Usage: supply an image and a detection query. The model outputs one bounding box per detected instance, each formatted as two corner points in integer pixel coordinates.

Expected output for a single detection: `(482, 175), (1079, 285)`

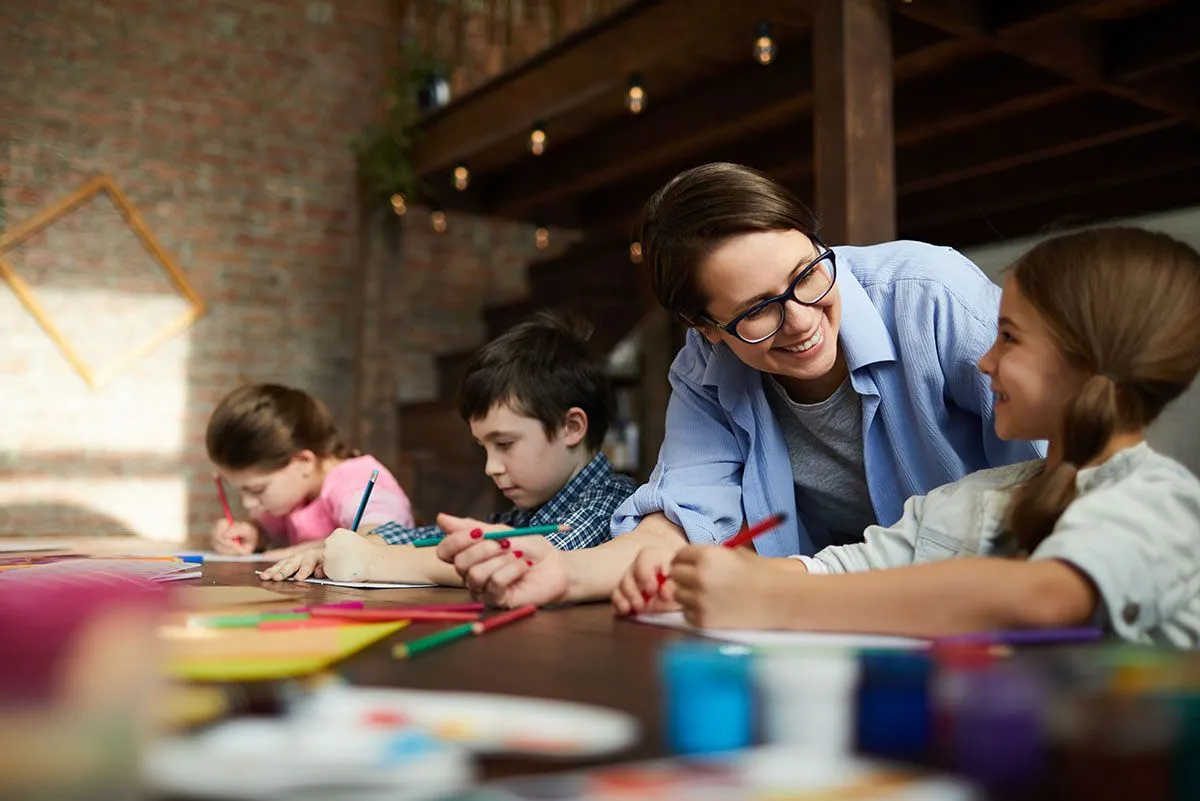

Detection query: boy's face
(469, 402), (588, 511)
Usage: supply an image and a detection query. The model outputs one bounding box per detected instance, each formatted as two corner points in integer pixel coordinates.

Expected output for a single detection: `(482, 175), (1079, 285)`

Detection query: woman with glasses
(433, 162), (1046, 611)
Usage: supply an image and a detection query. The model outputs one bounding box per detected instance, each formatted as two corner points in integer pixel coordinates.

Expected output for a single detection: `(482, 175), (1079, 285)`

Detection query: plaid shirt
(372, 453), (636, 550)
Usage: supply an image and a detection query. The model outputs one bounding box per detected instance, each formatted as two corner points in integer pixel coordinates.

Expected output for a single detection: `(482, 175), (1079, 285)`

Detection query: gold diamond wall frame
(0, 174), (207, 389)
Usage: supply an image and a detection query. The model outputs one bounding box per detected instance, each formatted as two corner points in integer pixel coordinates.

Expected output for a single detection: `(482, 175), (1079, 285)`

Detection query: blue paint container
(855, 649), (934, 764)
(659, 640), (755, 756)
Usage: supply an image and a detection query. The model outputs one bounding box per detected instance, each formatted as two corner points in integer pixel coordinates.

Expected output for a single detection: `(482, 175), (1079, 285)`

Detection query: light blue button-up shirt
(611, 240), (1048, 558)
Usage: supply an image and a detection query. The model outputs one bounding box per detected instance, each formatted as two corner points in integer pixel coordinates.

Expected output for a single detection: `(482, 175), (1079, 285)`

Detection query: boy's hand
(611, 547), (681, 617)
(261, 539), (324, 560)
(435, 522), (569, 608)
(211, 520), (258, 555)
(259, 543), (325, 582)
(671, 546), (800, 629)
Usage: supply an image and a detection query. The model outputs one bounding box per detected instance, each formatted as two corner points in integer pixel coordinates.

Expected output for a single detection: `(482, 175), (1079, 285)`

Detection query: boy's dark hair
(458, 312), (612, 451)
(206, 383), (358, 471)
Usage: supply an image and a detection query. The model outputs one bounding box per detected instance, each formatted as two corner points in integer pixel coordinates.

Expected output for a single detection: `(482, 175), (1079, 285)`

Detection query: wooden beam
(813, 0), (895, 245)
(906, 163), (1200, 248)
(893, 0), (1200, 124)
(899, 124), (1200, 230)
(412, 0), (810, 175)
(897, 93), (1172, 193)
(478, 18), (982, 218)
(1105, 2), (1200, 82)
(485, 42), (816, 218)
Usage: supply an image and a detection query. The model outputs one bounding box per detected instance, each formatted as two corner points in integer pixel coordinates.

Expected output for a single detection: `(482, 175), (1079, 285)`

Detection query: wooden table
(198, 561), (688, 779)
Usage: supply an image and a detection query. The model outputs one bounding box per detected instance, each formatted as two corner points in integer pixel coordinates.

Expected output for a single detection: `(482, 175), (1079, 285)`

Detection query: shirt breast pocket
(912, 529), (965, 564)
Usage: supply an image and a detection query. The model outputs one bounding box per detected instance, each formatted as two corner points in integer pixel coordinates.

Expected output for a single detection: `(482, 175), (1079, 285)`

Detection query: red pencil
(214, 474), (234, 525)
(721, 513), (787, 550)
(473, 604), (537, 634)
(259, 617), (346, 631)
(309, 608), (481, 623)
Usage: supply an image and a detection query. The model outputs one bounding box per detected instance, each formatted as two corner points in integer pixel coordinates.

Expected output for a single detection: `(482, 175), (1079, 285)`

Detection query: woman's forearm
(563, 513), (688, 602)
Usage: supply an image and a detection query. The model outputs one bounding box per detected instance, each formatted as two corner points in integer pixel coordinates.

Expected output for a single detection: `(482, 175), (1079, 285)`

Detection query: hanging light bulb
(529, 122), (547, 156)
(626, 75), (646, 114)
(534, 225), (550, 250)
(390, 193), (407, 216)
(431, 209), (447, 233)
(754, 21), (777, 65)
(629, 241), (643, 264)
(453, 165), (470, 191)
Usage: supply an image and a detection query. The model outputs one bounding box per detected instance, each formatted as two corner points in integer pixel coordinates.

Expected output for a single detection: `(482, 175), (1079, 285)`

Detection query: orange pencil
(473, 604), (537, 634)
(214, 474), (242, 546)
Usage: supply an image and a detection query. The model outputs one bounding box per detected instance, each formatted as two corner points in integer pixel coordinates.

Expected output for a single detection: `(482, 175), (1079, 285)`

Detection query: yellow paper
(162, 621), (408, 682)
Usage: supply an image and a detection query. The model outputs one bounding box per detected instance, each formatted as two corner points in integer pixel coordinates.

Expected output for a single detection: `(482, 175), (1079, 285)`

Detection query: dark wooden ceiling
(412, 0), (1200, 250)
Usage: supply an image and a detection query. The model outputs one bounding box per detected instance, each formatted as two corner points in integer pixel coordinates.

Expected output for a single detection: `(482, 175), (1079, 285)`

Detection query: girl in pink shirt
(205, 383), (413, 557)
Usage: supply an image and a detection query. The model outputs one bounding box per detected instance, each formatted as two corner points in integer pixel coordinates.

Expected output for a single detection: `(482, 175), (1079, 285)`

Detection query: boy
(259, 313), (637, 586)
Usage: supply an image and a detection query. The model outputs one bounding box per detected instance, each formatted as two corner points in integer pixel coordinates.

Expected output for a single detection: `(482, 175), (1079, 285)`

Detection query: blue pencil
(349, 469), (379, 531)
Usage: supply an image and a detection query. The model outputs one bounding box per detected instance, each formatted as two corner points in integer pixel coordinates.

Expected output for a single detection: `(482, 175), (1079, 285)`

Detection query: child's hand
(611, 547), (681, 617)
(435, 517), (569, 608)
(211, 520), (258, 555)
(259, 544), (325, 582)
(670, 546), (799, 630)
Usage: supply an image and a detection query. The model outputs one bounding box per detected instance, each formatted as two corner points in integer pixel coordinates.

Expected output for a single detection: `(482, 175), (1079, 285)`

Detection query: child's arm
(672, 547), (1097, 636)
(260, 528), (464, 586)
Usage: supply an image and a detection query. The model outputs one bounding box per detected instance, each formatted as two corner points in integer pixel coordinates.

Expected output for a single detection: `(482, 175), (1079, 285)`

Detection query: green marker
(410, 523), (568, 548)
(392, 622), (475, 659)
(204, 612), (310, 629)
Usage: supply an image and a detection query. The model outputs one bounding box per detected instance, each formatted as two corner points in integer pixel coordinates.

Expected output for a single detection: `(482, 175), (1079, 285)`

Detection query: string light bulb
(754, 21), (777, 65)
(453, 165), (470, 191)
(390, 194), (407, 216)
(630, 241), (643, 264)
(626, 75), (646, 114)
(529, 122), (547, 156)
(534, 225), (550, 250)
(431, 209), (447, 233)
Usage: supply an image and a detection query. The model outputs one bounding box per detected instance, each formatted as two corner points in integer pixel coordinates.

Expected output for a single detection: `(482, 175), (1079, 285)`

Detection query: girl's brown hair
(635, 162), (820, 324)
(205, 384), (359, 471)
(1005, 226), (1200, 550)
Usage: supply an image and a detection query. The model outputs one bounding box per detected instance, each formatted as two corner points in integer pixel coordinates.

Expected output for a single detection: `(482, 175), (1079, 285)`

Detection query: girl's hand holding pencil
(211, 519), (258, 556)
(611, 547), (682, 617)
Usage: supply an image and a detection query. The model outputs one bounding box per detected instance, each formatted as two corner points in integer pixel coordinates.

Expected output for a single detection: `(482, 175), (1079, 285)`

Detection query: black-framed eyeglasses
(701, 246), (838, 344)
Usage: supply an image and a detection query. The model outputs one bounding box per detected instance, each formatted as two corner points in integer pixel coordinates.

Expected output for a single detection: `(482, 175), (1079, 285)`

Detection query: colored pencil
(310, 602), (484, 614)
(259, 617), (347, 631)
(410, 523), (569, 548)
(392, 622), (476, 659)
(309, 607), (481, 623)
(214, 474), (234, 526)
(721, 513), (787, 550)
(349, 469), (380, 531)
(203, 612), (310, 629)
(473, 604), (537, 634)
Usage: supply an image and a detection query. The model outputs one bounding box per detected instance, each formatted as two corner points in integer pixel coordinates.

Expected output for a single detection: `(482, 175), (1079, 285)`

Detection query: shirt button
(1122, 602), (1141, 625)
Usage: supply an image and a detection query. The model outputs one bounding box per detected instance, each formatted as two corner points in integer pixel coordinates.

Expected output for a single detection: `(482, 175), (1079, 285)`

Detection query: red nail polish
(526, 559), (534, 567)
(499, 539), (511, 549)
(470, 529), (483, 539)
(641, 591), (652, 602)
(513, 550), (523, 558)
(656, 572), (667, 586)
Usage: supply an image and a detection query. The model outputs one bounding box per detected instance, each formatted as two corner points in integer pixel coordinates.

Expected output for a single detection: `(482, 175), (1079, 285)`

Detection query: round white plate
(302, 685), (641, 758)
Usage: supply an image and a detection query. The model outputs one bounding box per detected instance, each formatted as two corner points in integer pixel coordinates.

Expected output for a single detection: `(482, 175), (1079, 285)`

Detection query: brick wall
(0, 0), (610, 543)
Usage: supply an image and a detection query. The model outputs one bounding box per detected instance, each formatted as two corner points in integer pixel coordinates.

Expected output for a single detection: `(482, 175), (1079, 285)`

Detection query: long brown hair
(635, 162), (820, 324)
(206, 384), (359, 471)
(1005, 227), (1200, 550)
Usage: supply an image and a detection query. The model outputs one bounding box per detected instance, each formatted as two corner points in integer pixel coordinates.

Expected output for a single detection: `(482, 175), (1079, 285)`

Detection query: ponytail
(1005, 374), (1117, 551)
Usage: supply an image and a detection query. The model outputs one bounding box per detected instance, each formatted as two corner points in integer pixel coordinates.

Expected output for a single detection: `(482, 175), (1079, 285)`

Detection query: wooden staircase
(396, 238), (650, 524)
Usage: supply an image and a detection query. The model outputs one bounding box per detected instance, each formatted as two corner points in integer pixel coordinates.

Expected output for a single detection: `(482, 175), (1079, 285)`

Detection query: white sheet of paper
(253, 571), (435, 590)
(300, 577), (436, 590)
(0, 540), (74, 553)
(154, 570), (203, 582)
(636, 611), (927, 651)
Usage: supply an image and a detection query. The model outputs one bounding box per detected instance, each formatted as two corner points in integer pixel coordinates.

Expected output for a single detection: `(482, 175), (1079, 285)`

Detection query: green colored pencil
(204, 611), (310, 629)
(392, 622), (475, 659)
(410, 523), (569, 548)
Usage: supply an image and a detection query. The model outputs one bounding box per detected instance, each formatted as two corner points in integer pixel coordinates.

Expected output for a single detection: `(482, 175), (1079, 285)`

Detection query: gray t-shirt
(764, 376), (878, 549)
